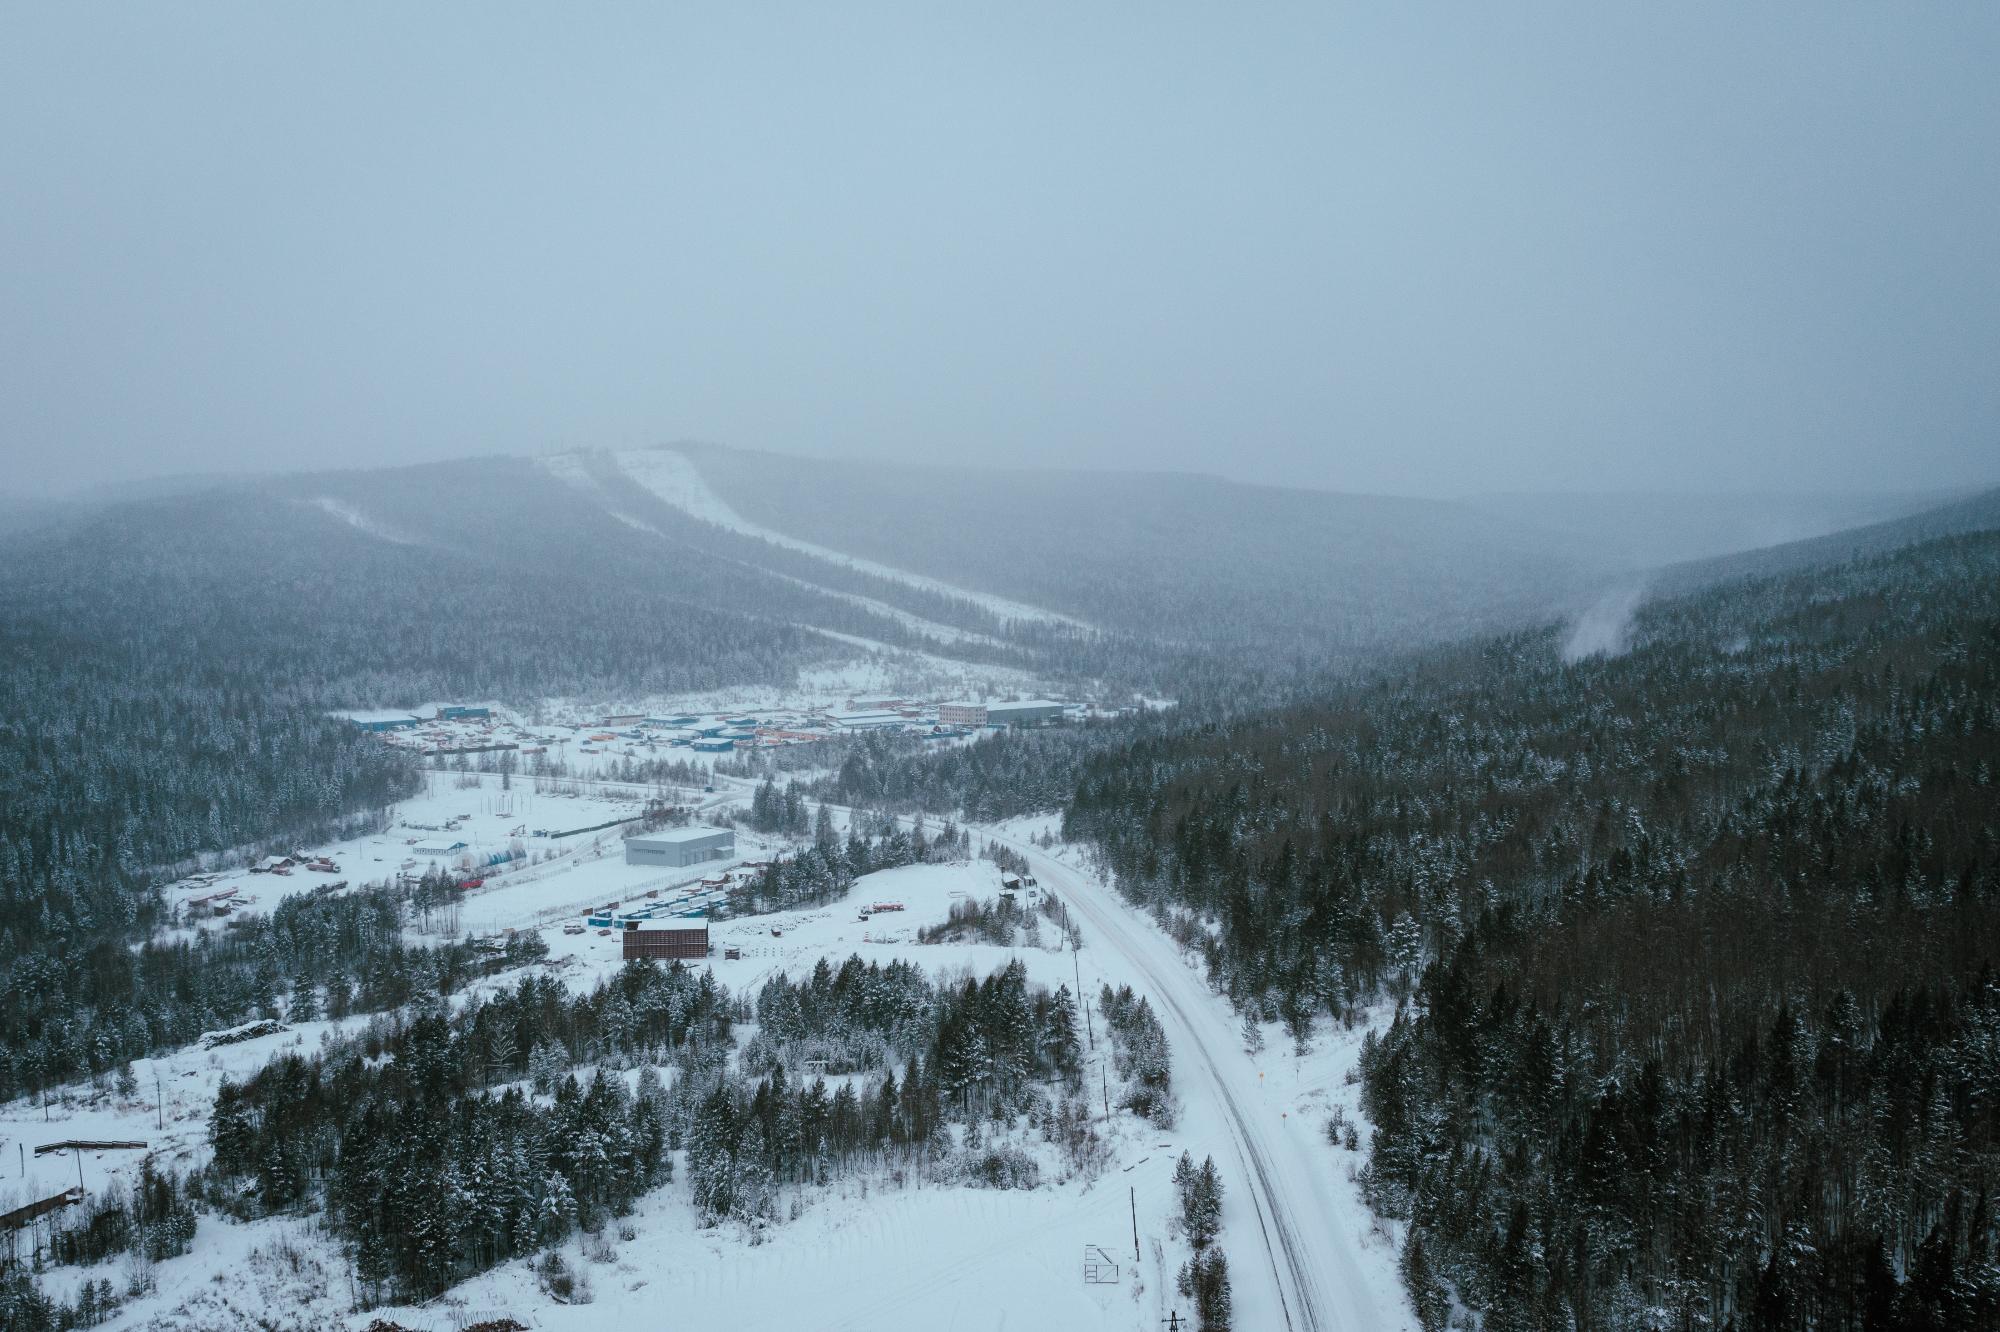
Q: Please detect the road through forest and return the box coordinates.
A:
[983,825,1412,1332]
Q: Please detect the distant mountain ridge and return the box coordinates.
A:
[5,444,1993,699]
[1461,487,1966,570]
[1651,483,2000,595]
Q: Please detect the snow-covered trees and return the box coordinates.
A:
[727,818,960,917]
[203,952,1110,1301]
[746,777,810,836]
[1069,532,2000,1330]
[1174,1153,1224,1250]
[0,867,545,1105]
[1100,984,1174,1123]
[1170,1152,1232,1328]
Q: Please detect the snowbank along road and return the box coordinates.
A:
[983,826,1412,1332]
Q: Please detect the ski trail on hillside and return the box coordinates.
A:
[538,453,1011,649]
[759,568,1013,649]
[613,447,1094,632]
[304,497,417,544]
[537,454,670,538]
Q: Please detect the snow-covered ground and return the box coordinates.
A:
[161,768,731,930]
[611,447,1095,633]
[983,819,1414,1332]
[11,757,1408,1330]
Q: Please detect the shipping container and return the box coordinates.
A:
[623,922,710,961]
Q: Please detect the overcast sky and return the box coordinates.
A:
[3,4,1995,499]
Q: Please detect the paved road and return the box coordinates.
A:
[983,826,1409,1332]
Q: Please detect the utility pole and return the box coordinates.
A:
[1073,942,1094,1050]
[1130,1184,1140,1263]
[1102,1065,1112,1122]
[155,1066,164,1131]
[1163,1313,1185,1331]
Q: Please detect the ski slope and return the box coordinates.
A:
[304,496,416,544]
[614,447,1094,632]
[985,826,1414,1332]
[539,451,1019,649]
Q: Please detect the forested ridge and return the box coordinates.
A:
[687,442,1599,663]
[1059,532,2000,1330]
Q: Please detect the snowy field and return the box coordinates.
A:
[6,758,1408,1331]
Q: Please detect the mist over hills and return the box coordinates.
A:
[1652,482,2000,596]
[678,443,1600,661]
[4,443,1992,703]
[1461,487,1966,570]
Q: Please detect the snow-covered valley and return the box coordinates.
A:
[0,758,1410,1331]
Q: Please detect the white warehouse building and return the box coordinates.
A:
[985,700,1065,727]
[625,826,735,869]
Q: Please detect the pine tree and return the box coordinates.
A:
[537,1171,576,1243]
[1175,1152,1200,1240]
[1400,1231,1449,1332]
[1192,1156,1224,1250]
[529,1041,566,1094]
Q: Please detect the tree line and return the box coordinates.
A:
[0,874,547,1105]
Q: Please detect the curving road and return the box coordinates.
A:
[983,826,1411,1332]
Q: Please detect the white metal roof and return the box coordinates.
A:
[628,826,733,846]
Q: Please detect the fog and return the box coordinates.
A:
[3,4,1996,500]
[1562,584,1648,663]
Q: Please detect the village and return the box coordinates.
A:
[157,690,1092,966]
[344,695,1086,759]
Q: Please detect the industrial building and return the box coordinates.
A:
[829,710,905,730]
[938,702,988,726]
[348,711,422,732]
[690,737,735,753]
[623,920,710,961]
[438,705,490,720]
[624,826,735,868]
[986,700,1064,727]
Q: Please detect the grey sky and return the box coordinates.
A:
[4,4,1995,499]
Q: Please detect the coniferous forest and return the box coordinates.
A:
[3,477,1997,1330]
[1058,533,2000,1330]
[202,954,1102,1304]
